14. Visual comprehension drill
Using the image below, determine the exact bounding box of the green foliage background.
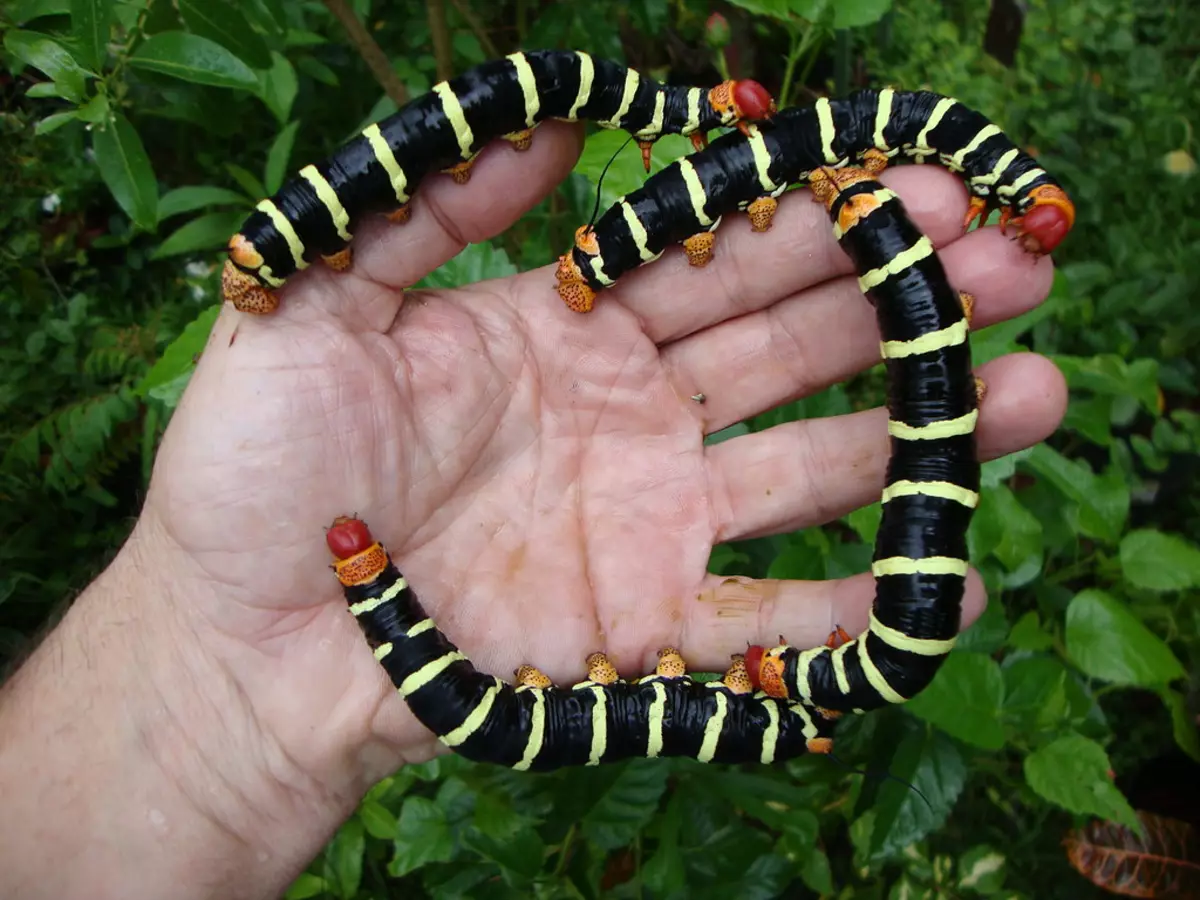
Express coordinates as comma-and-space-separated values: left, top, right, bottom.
2, 0, 1198, 897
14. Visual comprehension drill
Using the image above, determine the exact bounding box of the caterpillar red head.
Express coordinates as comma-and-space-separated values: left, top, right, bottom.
709, 79, 777, 135
1002, 184, 1076, 254
744, 643, 791, 698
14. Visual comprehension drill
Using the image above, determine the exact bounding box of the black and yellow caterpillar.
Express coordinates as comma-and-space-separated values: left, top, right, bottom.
327, 161, 981, 768
221, 50, 775, 314
555, 89, 1075, 312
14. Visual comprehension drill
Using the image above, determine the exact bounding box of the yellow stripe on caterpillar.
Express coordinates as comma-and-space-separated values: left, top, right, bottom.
880, 319, 968, 358
506, 52, 540, 128
869, 612, 958, 656
440, 678, 503, 746
512, 688, 546, 770
361, 123, 410, 204
888, 408, 978, 440
434, 82, 475, 158
299, 166, 352, 242
858, 235, 934, 290
881, 479, 979, 508
255, 199, 308, 271
696, 691, 728, 763
855, 638, 907, 704
871, 556, 969, 577
398, 651, 466, 697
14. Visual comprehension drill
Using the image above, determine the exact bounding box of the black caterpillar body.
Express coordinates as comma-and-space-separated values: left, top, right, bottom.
327, 165, 980, 769
222, 50, 775, 314
555, 89, 1074, 312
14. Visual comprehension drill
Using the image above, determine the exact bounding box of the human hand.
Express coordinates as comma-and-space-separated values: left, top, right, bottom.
141, 120, 1066, 797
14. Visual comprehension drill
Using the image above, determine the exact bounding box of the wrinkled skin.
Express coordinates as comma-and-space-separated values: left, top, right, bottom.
148, 121, 1065, 784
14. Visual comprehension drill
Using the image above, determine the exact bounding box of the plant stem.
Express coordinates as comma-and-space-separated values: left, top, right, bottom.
426, 0, 454, 82
321, 0, 408, 106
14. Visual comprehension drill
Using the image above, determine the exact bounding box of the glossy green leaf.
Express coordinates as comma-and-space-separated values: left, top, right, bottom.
14, 0, 72, 21
641, 792, 684, 894
869, 725, 967, 859
71, 0, 112, 71
580, 759, 669, 851
35, 110, 80, 135
1006, 611, 1055, 652
574, 130, 694, 212
152, 210, 245, 259
283, 873, 327, 900
1023, 733, 1138, 828
905, 652, 1006, 750
1120, 529, 1200, 591
460, 825, 544, 881
834, 0, 892, 28
1002, 657, 1070, 734
358, 800, 397, 840
389, 797, 454, 877
1023, 445, 1128, 542
1160, 687, 1200, 763
957, 844, 1007, 893
5, 30, 91, 101
158, 185, 250, 218
92, 113, 158, 230
1065, 589, 1184, 686
418, 242, 518, 289
326, 817, 363, 900
224, 163, 266, 200
982, 484, 1043, 572
800, 846, 834, 895
135, 305, 220, 400
130, 32, 258, 89
264, 120, 300, 195
178, 0, 272, 69
257, 51, 299, 125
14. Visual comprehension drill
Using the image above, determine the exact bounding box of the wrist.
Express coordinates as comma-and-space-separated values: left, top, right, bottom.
0, 515, 359, 898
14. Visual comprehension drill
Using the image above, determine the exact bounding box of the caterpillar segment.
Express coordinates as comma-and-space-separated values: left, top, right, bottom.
555, 88, 1074, 312
741, 167, 980, 713
328, 516, 837, 769
222, 50, 775, 314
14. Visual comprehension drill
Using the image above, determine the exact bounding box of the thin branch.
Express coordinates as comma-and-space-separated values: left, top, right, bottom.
321, 0, 408, 107
427, 0, 453, 81
446, 0, 499, 58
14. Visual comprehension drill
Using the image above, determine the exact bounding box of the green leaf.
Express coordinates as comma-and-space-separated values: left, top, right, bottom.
641, 792, 684, 895
14, 0, 72, 21
957, 845, 1006, 894
296, 55, 339, 86
389, 797, 454, 877
981, 484, 1043, 573
460, 825, 545, 882
256, 51, 299, 124
283, 873, 327, 900
573, 130, 695, 211
135, 305, 220, 400
71, 0, 112, 71
1002, 657, 1070, 734
1119, 529, 1200, 591
177, 0, 272, 69
1023, 733, 1138, 828
358, 800, 397, 840
799, 846, 834, 895
869, 725, 967, 859
35, 110, 80, 135
92, 113, 158, 230
5, 30, 91, 101
152, 210, 245, 259
833, 0, 892, 28
326, 817, 363, 900
1023, 445, 1128, 542
264, 120, 300, 195
224, 163, 266, 200
130, 32, 258, 89
1065, 589, 1185, 686
418, 242, 518, 289
1159, 687, 1200, 763
159, 185, 250, 218
580, 759, 669, 851
1006, 611, 1054, 652
905, 652, 1006, 750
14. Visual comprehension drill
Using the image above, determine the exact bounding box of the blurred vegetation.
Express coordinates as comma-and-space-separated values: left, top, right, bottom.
2, 0, 1198, 897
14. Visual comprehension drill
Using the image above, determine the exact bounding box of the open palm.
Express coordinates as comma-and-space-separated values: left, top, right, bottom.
142, 122, 1065, 784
